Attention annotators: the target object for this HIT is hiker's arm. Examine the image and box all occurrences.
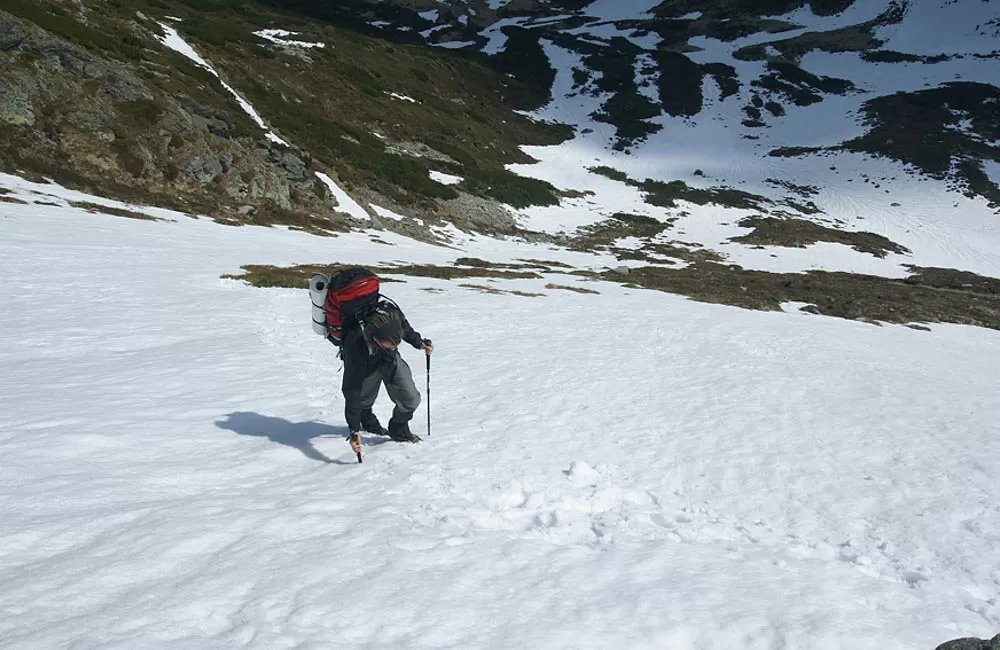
[400,314,424,349]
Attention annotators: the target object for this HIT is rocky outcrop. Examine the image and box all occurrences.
[0,9,349,231]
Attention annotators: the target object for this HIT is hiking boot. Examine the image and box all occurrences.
[387,421,422,443]
[361,413,387,436]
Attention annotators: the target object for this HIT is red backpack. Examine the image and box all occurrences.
[314,267,381,345]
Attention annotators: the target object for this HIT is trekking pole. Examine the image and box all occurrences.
[424,339,432,437]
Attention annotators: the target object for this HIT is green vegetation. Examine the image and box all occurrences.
[459,169,560,209]
[490,27,556,110]
[654,51,704,118]
[844,82,1000,206]
[588,166,630,183]
[550,34,662,149]
[1,0,145,60]
[752,61,855,106]
[639,179,767,210]
[587,167,769,210]
[178,5,572,208]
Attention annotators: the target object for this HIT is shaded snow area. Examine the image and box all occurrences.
[1,176,999,649]
[157,23,288,146]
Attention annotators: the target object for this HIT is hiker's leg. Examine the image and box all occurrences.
[384,354,421,429]
[343,362,382,432]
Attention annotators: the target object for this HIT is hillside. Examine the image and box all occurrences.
[1,0,998,329]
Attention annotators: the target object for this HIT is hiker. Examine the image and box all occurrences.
[340,302,433,445]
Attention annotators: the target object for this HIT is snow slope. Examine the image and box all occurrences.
[1,176,998,649]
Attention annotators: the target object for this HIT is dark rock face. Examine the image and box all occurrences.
[935,634,1000,650]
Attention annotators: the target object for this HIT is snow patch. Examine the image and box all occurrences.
[370,204,411,222]
[253,29,326,49]
[157,23,288,146]
[429,170,463,185]
[314,172,370,221]
[386,92,418,103]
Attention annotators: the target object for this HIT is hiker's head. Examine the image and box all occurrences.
[367,309,402,348]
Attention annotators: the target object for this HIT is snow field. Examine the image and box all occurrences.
[1,180,999,648]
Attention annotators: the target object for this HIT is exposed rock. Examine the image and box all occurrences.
[441,191,517,234]
[384,140,458,164]
[935,634,1000,650]
[185,146,226,184]
[0,9,342,228]
[0,11,30,51]
[0,79,34,126]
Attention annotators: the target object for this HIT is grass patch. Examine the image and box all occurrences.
[589,166,631,183]
[731,216,910,258]
[639,179,767,210]
[458,168,560,208]
[454,257,553,271]
[615,242,725,265]
[518,258,574,268]
[606,262,1000,331]
[225,261,544,287]
[588,167,769,210]
[569,212,674,251]
[0,195,29,204]
[69,201,162,221]
[460,283,545,298]
[545,283,600,294]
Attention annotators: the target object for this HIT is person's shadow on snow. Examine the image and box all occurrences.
[216,412,389,465]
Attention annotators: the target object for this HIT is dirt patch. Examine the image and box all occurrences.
[0,195,29,204]
[731,216,910,258]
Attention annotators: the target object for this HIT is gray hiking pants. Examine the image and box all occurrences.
[346,351,421,430]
